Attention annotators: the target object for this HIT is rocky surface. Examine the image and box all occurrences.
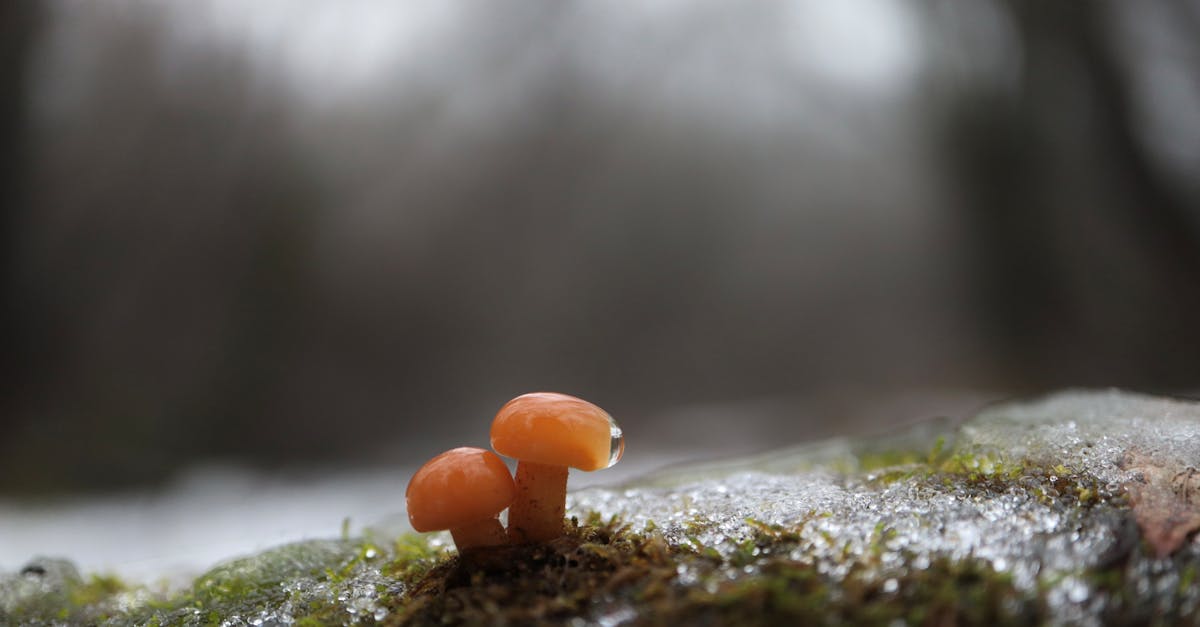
[4,389,1200,625]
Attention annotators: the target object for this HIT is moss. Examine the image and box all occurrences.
[0,500,1154,625]
[677,556,1035,627]
[87,538,390,625]
[853,434,1116,513]
[0,566,134,625]
[1084,560,1200,624]
[0,428,1155,624]
[374,515,1040,626]
[68,573,125,606]
[381,517,667,625]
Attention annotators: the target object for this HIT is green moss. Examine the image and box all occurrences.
[0,565,134,625]
[668,555,1034,627]
[374,515,1040,626]
[1085,561,1200,624]
[0,429,1144,624]
[67,573,127,610]
[850,432,1116,515]
[852,449,928,473]
[0,498,1144,625]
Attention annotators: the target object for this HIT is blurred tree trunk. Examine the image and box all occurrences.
[1058,3,1200,278]
[945,0,1200,389]
[0,0,38,410]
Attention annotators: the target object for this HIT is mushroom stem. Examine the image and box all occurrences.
[449,516,509,550]
[507,461,568,543]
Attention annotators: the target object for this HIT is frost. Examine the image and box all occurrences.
[568,389,1200,621]
[5,389,1200,624]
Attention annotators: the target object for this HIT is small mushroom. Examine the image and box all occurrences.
[406,447,516,551]
[490,392,624,543]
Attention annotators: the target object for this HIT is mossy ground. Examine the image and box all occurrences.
[328,438,1192,625]
[382,514,1039,626]
[5,426,1199,625]
[0,513,1043,626]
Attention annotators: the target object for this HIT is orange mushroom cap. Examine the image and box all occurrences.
[406,447,516,532]
[490,392,623,472]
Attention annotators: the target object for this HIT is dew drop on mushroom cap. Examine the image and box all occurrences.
[491,392,624,470]
[491,392,623,543]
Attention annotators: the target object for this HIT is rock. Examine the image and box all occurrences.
[0,557,82,621]
[4,389,1200,624]
[567,389,1200,624]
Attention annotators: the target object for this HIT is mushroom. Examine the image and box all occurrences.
[406,447,516,551]
[490,392,624,543]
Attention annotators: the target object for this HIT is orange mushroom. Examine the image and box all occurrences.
[406,447,516,551]
[490,392,624,543]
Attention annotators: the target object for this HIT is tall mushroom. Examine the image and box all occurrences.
[406,447,516,551]
[490,392,624,543]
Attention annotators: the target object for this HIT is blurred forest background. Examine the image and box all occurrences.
[2,0,1199,494]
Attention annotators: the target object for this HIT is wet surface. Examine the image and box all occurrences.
[5,390,1200,624]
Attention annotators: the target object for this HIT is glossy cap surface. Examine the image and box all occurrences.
[490,392,623,472]
[405,447,516,532]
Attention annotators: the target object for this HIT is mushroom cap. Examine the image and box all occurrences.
[405,447,516,532]
[490,392,623,472]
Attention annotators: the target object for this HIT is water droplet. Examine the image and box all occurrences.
[605,417,625,468]
[1065,578,1090,603]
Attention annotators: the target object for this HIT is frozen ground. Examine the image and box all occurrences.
[5,389,1200,624]
[0,390,991,584]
